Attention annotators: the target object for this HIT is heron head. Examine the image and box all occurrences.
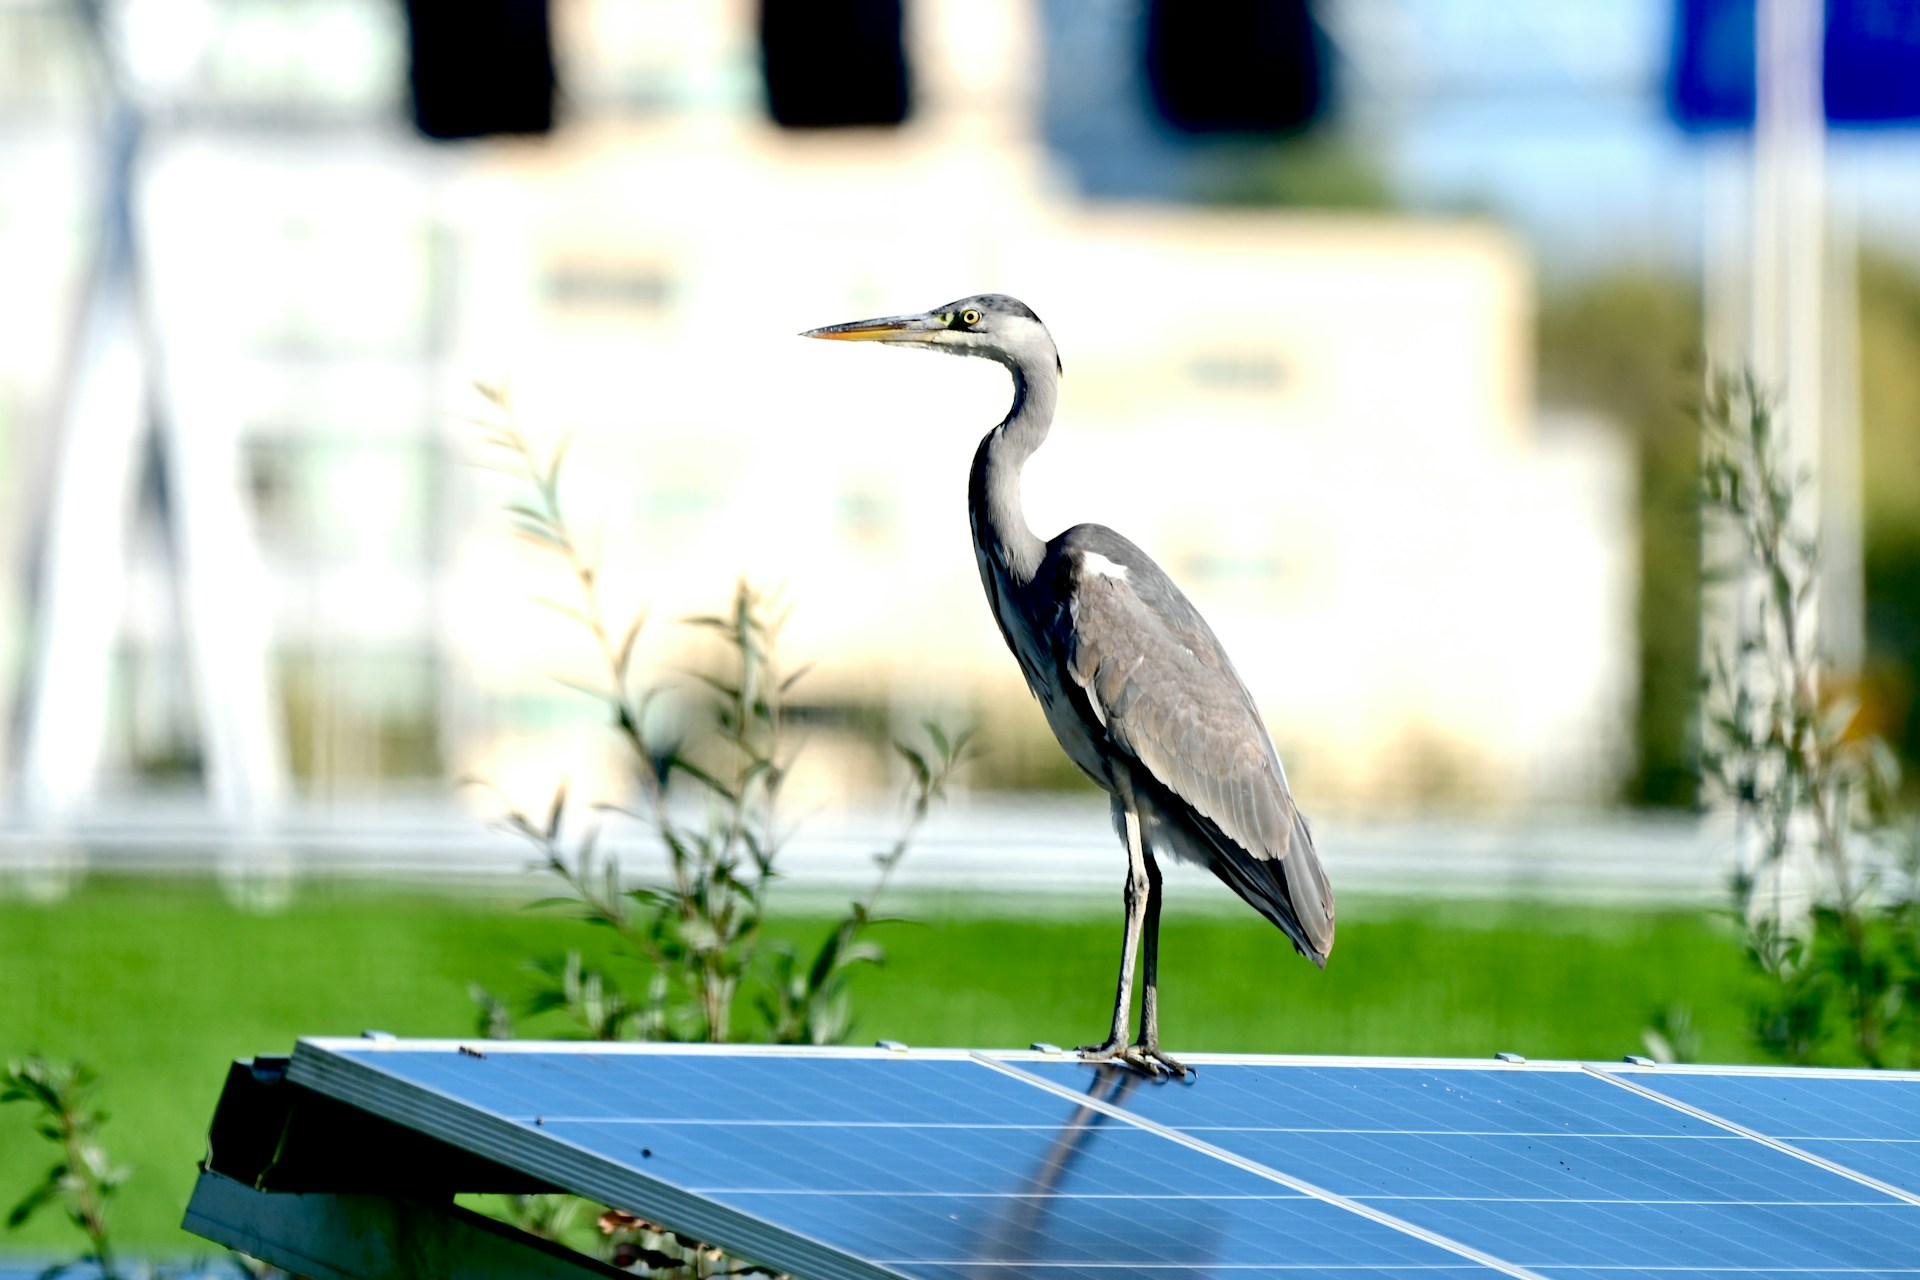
[802,294,1061,376]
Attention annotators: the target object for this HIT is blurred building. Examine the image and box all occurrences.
[0,0,1634,833]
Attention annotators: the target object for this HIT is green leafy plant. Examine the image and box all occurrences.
[2,1058,282,1279]
[596,1209,782,1277]
[3,1056,129,1280]
[466,384,968,1049]
[1699,372,1920,1066]
[465,387,969,1274]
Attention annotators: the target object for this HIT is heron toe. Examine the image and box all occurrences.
[1076,1037,1127,1063]
[1121,1043,1191,1079]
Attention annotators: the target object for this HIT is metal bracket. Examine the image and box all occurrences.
[184,1170,626,1280]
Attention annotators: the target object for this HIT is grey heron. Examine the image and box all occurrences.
[804,294,1334,1076]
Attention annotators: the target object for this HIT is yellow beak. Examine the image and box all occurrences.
[800,312,943,343]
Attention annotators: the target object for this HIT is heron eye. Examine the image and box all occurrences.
[961,308,981,326]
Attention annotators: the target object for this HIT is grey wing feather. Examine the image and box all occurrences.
[1056,526,1335,963]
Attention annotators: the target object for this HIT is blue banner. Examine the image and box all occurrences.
[1669,0,1920,130]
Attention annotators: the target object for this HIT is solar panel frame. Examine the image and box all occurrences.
[278,1040,1920,1280]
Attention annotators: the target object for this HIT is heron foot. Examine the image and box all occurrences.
[1077,1039,1191,1079]
[1127,1042,1192,1079]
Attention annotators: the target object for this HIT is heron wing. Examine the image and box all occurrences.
[1055,526,1334,962]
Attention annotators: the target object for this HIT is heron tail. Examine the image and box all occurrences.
[1207,808,1335,967]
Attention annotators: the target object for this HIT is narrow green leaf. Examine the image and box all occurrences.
[689,672,742,700]
[542,434,574,500]
[550,675,614,703]
[894,742,930,789]
[512,520,566,551]
[5,1171,60,1229]
[614,613,647,680]
[533,596,590,625]
[504,501,554,526]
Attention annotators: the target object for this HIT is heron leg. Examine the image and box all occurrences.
[1131,851,1188,1077]
[1078,807,1147,1063]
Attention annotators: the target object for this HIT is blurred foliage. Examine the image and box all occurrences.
[1538,254,1920,810]
[278,649,444,787]
[1858,251,1920,540]
[960,701,1098,793]
[2,1056,127,1279]
[465,392,970,1274]
[2,1055,279,1279]
[1858,250,1920,790]
[1537,271,1703,809]
[1186,133,1395,209]
[1699,373,1920,1068]
[467,392,970,1049]
[1641,1002,1700,1065]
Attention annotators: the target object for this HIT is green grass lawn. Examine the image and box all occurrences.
[0,875,1759,1258]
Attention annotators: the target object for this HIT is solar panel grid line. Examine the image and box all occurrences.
[285,1042,909,1280]
[1353,1198,1883,1206]
[970,1053,1546,1280]
[631,1191,1343,1199]
[868,1268,1514,1275]
[883,1269,1516,1278]
[454,1117,1765,1141]
[1133,1129,1734,1138]
[1539,1273,1920,1279]
[1582,1065,1920,1209]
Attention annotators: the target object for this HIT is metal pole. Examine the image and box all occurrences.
[1821,168,1864,672]
[18,93,147,832]
[16,0,288,879]
[1753,0,1862,673]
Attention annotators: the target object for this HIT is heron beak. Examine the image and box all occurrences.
[800,312,943,344]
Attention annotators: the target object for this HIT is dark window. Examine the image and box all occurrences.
[760,0,910,129]
[1145,0,1324,135]
[406,0,555,140]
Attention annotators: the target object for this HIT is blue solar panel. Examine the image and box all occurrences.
[1403,1200,1918,1272]
[1551,1274,1920,1280]
[333,1051,1072,1126]
[1615,1068,1920,1200]
[716,1184,1462,1274]
[1020,1060,1705,1137]
[300,1046,1511,1276]
[283,1041,1920,1280]
[1001,1058,1920,1275]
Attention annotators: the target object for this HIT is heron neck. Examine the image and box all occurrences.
[970,364,1055,587]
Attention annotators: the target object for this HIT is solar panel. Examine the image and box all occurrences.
[288,1045,1519,1277]
[195,1039,1920,1280]
[1608,1066,1920,1199]
[1009,1057,1920,1276]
